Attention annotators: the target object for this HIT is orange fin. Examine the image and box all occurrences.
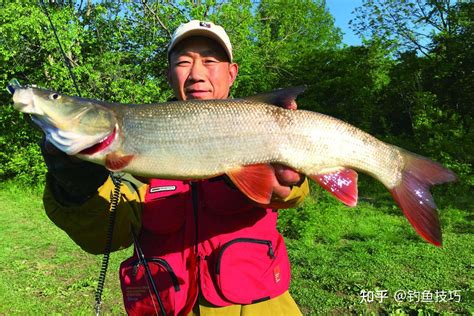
[310,169,358,207]
[227,164,275,204]
[105,152,134,172]
[390,154,457,247]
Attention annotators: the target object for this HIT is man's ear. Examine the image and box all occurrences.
[229,63,238,86]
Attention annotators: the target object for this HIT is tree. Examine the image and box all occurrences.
[289,43,393,136]
[350,0,473,185]
[349,0,466,57]
[0,0,342,183]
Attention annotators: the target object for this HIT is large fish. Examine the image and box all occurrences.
[8,82,456,246]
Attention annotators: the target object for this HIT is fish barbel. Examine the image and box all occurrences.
[9,83,456,246]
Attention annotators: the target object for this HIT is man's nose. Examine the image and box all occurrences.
[188,61,206,82]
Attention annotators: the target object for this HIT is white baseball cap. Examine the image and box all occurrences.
[167,20,233,62]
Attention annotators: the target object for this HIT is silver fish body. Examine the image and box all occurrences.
[10,84,456,246]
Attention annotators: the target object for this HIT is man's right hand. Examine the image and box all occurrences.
[41,138,109,205]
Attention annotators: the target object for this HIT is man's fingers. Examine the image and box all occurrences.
[272,184,292,200]
[273,164,302,186]
[285,100,297,110]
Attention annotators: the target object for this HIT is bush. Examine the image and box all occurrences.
[0,140,46,186]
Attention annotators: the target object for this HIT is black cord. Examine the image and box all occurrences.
[39,0,82,97]
[94,174,122,315]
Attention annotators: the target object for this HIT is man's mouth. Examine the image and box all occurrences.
[186,89,211,99]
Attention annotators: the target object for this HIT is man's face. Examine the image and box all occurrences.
[168,36,238,100]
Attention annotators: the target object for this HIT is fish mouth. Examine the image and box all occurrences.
[79,127,117,155]
[8,80,38,113]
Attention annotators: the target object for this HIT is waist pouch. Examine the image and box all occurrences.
[119,256,183,316]
[119,235,291,312]
[205,234,291,305]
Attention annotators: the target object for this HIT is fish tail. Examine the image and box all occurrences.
[390,152,457,247]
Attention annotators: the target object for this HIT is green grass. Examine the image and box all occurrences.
[0,182,132,315]
[281,184,473,315]
[0,181,472,315]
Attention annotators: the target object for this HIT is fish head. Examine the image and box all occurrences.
[11,85,117,155]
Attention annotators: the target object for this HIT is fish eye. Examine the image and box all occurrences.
[49,93,61,100]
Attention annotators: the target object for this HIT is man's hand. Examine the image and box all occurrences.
[41,138,109,205]
[271,164,304,200]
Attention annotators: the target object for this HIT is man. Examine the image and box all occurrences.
[42,20,309,315]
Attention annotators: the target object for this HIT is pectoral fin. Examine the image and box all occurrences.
[226,164,275,204]
[105,152,135,172]
[310,168,358,207]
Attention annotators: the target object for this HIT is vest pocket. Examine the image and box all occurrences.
[214,237,289,304]
[143,193,187,235]
[120,256,181,315]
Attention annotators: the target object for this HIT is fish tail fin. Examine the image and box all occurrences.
[390,153,457,247]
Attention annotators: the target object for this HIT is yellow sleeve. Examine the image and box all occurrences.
[43,174,147,254]
[268,177,310,209]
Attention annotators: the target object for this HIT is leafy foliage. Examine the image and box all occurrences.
[350,0,466,57]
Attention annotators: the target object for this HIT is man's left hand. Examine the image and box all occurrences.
[271,164,304,200]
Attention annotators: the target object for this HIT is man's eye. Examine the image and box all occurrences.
[176,60,190,66]
[205,59,218,64]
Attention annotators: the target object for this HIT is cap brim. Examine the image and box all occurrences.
[168,29,232,62]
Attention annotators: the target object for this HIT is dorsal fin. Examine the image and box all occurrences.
[242,86,306,108]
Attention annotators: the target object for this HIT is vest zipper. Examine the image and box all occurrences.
[215,238,275,274]
[191,182,199,255]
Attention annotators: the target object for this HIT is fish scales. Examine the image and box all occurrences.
[108,100,402,187]
[115,101,287,178]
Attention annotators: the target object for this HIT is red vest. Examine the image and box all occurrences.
[120,177,291,315]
